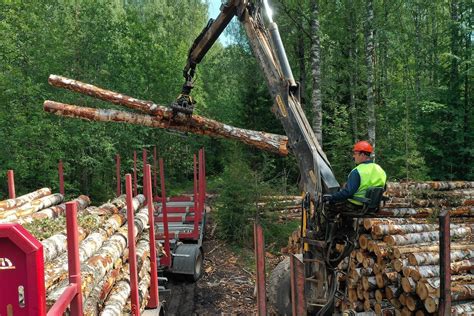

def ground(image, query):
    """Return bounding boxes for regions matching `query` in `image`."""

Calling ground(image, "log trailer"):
[172,0,383,315]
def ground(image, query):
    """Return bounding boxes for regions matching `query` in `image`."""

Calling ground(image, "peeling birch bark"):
[386,181,474,191]
[0,187,51,212]
[47,207,149,304]
[16,195,90,224]
[0,193,64,221]
[408,249,474,266]
[404,258,474,281]
[44,99,289,156]
[424,284,474,313]
[383,226,472,246]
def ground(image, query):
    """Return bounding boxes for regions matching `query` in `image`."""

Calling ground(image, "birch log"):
[451,302,474,315]
[0,193,64,221]
[408,249,474,265]
[386,181,474,192]
[404,258,474,281]
[0,187,51,212]
[44,196,143,290]
[416,274,474,300]
[393,242,474,259]
[47,206,150,304]
[83,236,150,315]
[377,206,474,217]
[383,226,472,246]
[424,284,474,313]
[44,100,288,156]
[17,195,90,224]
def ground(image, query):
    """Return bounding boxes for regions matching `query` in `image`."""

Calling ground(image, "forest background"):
[0,0,472,206]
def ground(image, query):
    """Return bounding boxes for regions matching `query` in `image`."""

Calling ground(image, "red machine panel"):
[0,223,46,315]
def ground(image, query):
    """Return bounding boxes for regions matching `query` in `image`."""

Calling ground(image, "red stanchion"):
[48,201,83,316]
[116,154,121,196]
[65,202,82,316]
[153,146,157,198]
[145,164,159,308]
[58,160,65,196]
[254,222,267,315]
[192,154,199,238]
[133,151,138,197]
[142,149,147,195]
[159,159,171,267]
[125,174,140,315]
[7,170,15,199]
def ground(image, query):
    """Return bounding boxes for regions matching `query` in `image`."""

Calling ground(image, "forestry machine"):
[172,1,383,314]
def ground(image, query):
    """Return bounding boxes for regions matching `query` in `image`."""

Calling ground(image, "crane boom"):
[177,0,339,203]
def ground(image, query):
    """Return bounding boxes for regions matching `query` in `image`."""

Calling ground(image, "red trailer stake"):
[125,174,140,315]
[7,169,15,199]
[145,164,159,308]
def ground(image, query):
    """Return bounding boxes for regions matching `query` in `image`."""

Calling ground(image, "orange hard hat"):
[353,141,373,153]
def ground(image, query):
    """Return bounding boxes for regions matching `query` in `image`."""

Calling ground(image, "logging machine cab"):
[172,0,385,314]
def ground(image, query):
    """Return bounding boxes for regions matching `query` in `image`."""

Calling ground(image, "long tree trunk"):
[310,0,323,145]
[383,226,472,246]
[44,100,288,156]
[364,0,376,149]
[0,187,51,212]
[348,0,358,142]
[45,75,289,156]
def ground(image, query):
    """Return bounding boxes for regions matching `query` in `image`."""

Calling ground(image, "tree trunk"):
[348,0,358,142]
[45,196,139,289]
[408,249,474,266]
[365,0,376,148]
[44,100,288,156]
[0,193,64,221]
[424,284,474,313]
[404,258,474,281]
[310,0,323,145]
[393,242,474,259]
[384,226,472,246]
[416,274,474,300]
[45,75,289,156]
[0,187,51,212]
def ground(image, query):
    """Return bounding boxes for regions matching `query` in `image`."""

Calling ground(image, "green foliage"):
[214,156,262,247]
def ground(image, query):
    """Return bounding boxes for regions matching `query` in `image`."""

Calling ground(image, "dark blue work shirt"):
[330,160,373,202]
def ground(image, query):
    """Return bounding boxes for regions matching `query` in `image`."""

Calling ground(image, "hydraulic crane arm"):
[176,0,340,202]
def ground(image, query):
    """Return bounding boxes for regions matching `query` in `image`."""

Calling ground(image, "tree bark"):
[393,242,474,259]
[364,0,376,148]
[408,249,474,266]
[416,274,474,300]
[384,226,472,246]
[424,284,474,313]
[45,75,289,156]
[0,187,51,212]
[44,100,288,156]
[404,258,474,281]
[310,0,323,145]
[0,193,64,221]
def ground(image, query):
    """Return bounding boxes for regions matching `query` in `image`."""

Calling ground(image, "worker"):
[323,140,386,210]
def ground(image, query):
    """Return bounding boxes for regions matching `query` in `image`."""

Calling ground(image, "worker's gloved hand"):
[322,194,333,204]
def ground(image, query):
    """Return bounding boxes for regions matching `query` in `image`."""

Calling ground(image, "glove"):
[322,194,333,203]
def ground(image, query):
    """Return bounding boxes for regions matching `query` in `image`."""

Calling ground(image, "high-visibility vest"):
[348,162,386,205]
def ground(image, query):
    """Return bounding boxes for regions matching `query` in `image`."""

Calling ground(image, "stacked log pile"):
[339,181,474,315]
[0,190,159,315]
[258,195,302,223]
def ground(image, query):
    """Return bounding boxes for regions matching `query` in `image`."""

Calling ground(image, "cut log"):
[0,187,51,212]
[0,193,64,221]
[405,294,423,312]
[416,274,474,300]
[393,242,474,259]
[405,258,474,281]
[43,196,132,277]
[451,302,474,315]
[363,218,420,231]
[424,284,474,313]
[17,195,90,224]
[384,226,472,246]
[386,181,474,192]
[377,206,474,218]
[401,277,417,294]
[45,76,289,156]
[408,249,474,266]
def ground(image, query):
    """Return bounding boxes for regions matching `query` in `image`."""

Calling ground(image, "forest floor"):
[163,208,283,315]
